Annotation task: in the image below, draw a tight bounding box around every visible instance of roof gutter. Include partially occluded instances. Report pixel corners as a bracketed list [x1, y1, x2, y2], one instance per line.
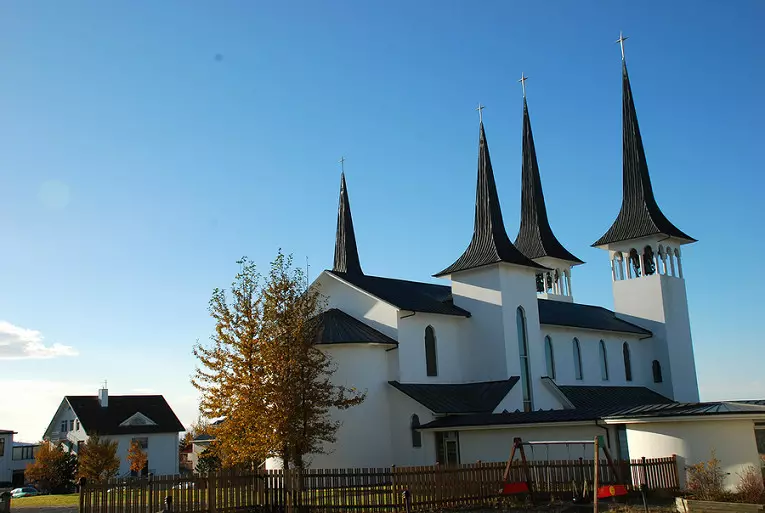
[602, 413, 765, 425]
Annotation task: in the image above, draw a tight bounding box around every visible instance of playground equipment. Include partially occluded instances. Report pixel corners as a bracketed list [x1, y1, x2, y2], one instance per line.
[500, 436, 629, 512]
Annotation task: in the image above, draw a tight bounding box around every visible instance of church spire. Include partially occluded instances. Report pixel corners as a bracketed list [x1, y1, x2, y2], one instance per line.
[333, 170, 363, 275]
[593, 39, 695, 247]
[436, 111, 544, 277]
[514, 94, 583, 264]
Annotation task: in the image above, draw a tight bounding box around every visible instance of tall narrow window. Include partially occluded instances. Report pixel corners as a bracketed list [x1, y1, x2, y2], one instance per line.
[629, 249, 641, 278]
[643, 246, 656, 275]
[573, 338, 583, 380]
[411, 415, 422, 448]
[544, 336, 556, 379]
[623, 342, 633, 382]
[599, 340, 609, 381]
[425, 326, 437, 377]
[516, 307, 533, 412]
[652, 360, 663, 383]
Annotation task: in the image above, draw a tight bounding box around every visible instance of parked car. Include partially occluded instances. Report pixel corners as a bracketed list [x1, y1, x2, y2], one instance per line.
[11, 487, 40, 498]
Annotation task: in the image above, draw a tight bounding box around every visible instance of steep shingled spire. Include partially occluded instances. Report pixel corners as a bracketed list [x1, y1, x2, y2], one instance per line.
[435, 122, 544, 277]
[333, 172, 363, 275]
[593, 59, 695, 247]
[514, 97, 583, 264]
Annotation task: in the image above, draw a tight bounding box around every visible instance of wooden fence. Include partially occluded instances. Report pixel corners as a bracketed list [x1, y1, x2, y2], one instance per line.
[79, 456, 678, 513]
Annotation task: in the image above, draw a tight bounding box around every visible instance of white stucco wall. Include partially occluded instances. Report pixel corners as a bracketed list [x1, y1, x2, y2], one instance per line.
[109, 432, 179, 476]
[388, 388, 438, 467]
[624, 419, 759, 490]
[304, 344, 394, 469]
[457, 424, 617, 464]
[0, 432, 12, 484]
[397, 312, 463, 383]
[613, 270, 699, 402]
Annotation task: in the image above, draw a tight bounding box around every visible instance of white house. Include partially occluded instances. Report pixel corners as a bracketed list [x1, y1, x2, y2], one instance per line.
[270, 47, 765, 489]
[42, 386, 184, 476]
[0, 430, 38, 488]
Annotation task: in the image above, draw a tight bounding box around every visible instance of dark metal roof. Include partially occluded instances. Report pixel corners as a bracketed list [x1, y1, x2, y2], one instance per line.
[436, 122, 545, 277]
[316, 308, 397, 345]
[514, 98, 583, 264]
[333, 173, 363, 275]
[606, 401, 765, 419]
[327, 270, 471, 317]
[593, 60, 696, 247]
[537, 298, 652, 336]
[66, 395, 185, 436]
[419, 408, 601, 429]
[557, 385, 673, 415]
[389, 378, 519, 414]
[192, 434, 215, 442]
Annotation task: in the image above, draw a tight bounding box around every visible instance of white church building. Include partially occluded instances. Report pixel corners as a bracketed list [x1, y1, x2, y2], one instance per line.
[296, 47, 765, 487]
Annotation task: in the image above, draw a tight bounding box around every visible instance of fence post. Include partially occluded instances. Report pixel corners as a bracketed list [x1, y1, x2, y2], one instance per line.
[208, 471, 216, 513]
[148, 473, 154, 513]
[402, 489, 411, 513]
[78, 477, 87, 513]
[164, 496, 172, 513]
[641, 457, 648, 489]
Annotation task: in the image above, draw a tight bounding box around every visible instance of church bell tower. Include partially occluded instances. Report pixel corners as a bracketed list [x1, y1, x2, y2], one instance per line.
[593, 35, 698, 402]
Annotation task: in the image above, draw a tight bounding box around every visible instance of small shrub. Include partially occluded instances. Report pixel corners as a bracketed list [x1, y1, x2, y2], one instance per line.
[686, 450, 726, 501]
[735, 465, 765, 504]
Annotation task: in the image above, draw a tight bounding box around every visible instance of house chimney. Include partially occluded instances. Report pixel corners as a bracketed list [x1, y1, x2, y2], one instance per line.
[98, 381, 108, 408]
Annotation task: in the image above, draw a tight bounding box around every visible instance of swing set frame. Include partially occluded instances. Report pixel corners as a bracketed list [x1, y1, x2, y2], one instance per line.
[500, 436, 629, 512]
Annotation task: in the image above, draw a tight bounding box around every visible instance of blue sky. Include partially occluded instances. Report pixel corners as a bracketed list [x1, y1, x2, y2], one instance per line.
[1, 1, 763, 441]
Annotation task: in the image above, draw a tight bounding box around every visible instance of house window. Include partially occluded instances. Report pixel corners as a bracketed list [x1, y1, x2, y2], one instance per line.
[132, 437, 149, 449]
[573, 338, 583, 380]
[75, 420, 80, 431]
[652, 360, 663, 383]
[411, 415, 422, 448]
[435, 431, 460, 465]
[425, 326, 438, 377]
[599, 340, 609, 381]
[69, 420, 75, 431]
[516, 307, 533, 412]
[0, 438, 4, 457]
[544, 336, 556, 379]
[623, 342, 632, 382]
[61, 421, 68, 433]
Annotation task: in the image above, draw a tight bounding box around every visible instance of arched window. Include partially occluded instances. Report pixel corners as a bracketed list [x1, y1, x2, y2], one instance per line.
[573, 338, 583, 380]
[517, 307, 533, 412]
[425, 326, 437, 377]
[535, 273, 544, 293]
[599, 340, 609, 381]
[629, 249, 641, 278]
[623, 342, 633, 382]
[652, 360, 663, 383]
[658, 245, 666, 275]
[544, 336, 556, 379]
[411, 414, 422, 448]
[643, 246, 656, 275]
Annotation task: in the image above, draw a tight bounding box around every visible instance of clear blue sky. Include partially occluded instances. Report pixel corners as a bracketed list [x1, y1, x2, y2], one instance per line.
[1, 1, 763, 441]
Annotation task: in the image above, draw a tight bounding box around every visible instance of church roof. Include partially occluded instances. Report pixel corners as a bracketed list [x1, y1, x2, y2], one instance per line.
[537, 299, 651, 336]
[315, 308, 398, 346]
[419, 408, 602, 429]
[593, 60, 695, 247]
[514, 98, 583, 264]
[388, 378, 519, 414]
[327, 271, 471, 317]
[435, 122, 545, 277]
[557, 384, 672, 415]
[607, 401, 765, 419]
[333, 173, 363, 275]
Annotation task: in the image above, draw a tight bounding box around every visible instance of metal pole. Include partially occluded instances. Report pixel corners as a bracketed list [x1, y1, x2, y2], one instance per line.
[593, 437, 599, 513]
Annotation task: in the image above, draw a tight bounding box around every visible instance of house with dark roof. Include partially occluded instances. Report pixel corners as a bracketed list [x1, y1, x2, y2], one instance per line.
[268, 39, 765, 490]
[42, 385, 184, 476]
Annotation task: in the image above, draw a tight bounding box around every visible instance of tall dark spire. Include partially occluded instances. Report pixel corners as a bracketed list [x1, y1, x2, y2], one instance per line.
[333, 172, 363, 275]
[593, 58, 695, 247]
[514, 97, 583, 264]
[435, 121, 544, 277]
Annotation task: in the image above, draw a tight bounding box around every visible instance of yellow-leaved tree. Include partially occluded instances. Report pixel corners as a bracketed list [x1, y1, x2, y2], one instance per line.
[78, 434, 120, 482]
[192, 252, 365, 470]
[127, 440, 148, 476]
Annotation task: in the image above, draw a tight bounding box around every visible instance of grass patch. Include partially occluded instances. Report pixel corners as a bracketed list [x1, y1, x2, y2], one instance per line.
[10, 493, 79, 508]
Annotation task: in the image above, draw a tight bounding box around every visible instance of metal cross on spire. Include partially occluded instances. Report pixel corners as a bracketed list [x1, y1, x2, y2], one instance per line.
[476, 103, 485, 123]
[518, 73, 529, 98]
[339, 156, 346, 173]
[616, 31, 629, 60]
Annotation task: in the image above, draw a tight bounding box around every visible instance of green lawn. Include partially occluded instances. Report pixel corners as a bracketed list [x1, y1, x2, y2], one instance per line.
[10, 493, 79, 509]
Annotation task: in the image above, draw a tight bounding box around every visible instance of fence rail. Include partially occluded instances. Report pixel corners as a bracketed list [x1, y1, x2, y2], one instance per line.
[79, 456, 678, 513]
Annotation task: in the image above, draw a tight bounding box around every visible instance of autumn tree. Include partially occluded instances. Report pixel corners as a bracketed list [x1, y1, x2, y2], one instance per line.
[24, 442, 77, 493]
[78, 435, 120, 482]
[127, 440, 148, 476]
[192, 252, 365, 469]
[195, 447, 221, 474]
